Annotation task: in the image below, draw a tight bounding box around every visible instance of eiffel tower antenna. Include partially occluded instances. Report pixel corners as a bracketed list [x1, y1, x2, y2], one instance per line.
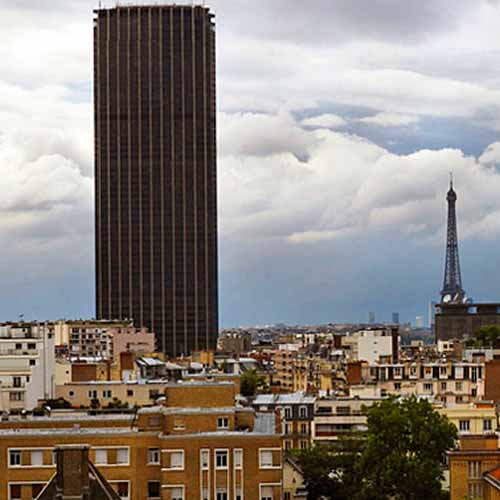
[441, 175, 466, 304]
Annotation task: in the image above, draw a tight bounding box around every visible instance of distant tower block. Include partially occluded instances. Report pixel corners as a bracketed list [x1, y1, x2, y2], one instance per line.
[392, 312, 400, 324]
[415, 316, 424, 328]
[441, 174, 466, 304]
[368, 312, 375, 324]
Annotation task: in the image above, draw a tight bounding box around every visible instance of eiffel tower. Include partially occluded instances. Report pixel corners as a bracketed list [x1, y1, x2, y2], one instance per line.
[441, 174, 466, 304]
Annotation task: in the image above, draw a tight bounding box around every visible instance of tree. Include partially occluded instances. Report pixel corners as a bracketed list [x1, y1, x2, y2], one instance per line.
[240, 369, 266, 397]
[468, 325, 500, 348]
[297, 438, 363, 500]
[296, 397, 457, 500]
[356, 396, 457, 500]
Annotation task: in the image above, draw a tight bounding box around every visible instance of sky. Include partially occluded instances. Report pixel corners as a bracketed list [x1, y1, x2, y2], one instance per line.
[0, 1, 499, 327]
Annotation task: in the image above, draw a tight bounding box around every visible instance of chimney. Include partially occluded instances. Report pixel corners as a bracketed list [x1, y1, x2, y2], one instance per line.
[55, 445, 90, 498]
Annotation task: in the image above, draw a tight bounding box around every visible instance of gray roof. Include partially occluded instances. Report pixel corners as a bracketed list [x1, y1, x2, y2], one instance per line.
[253, 392, 316, 406]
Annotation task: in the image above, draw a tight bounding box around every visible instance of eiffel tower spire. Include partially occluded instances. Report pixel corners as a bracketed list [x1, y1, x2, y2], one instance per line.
[441, 174, 466, 303]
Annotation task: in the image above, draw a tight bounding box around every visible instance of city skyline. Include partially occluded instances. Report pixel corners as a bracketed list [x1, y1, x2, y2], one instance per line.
[0, 1, 499, 327]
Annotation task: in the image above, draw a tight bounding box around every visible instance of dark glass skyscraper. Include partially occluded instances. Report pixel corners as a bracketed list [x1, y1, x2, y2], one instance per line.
[94, 4, 218, 356]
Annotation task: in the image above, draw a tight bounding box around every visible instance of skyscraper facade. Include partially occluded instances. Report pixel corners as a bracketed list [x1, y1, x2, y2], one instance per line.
[94, 5, 218, 356]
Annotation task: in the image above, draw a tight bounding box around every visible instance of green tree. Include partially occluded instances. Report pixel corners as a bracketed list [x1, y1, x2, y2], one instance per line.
[469, 325, 500, 348]
[240, 369, 266, 397]
[357, 396, 457, 500]
[297, 437, 363, 500]
[297, 397, 457, 500]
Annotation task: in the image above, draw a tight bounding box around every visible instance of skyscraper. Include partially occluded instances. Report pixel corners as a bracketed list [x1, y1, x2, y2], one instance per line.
[94, 4, 218, 356]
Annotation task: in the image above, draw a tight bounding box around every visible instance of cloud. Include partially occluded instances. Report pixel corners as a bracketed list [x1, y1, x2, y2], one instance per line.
[479, 142, 500, 167]
[219, 113, 500, 246]
[302, 114, 347, 129]
[219, 111, 319, 161]
[358, 112, 420, 127]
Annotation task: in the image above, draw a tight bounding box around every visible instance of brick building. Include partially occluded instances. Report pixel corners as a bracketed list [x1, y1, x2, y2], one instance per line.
[0, 381, 282, 499]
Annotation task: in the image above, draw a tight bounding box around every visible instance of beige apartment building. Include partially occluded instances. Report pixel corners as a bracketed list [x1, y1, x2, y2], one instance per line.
[0, 381, 283, 499]
[56, 380, 167, 408]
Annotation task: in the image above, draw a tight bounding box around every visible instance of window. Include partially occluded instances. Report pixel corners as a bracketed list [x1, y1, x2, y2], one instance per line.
[484, 419, 493, 432]
[284, 493, 291, 500]
[284, 440, 291, 451]
[31, 451, 43, 466]
[202, 488, 209, 500]
[116, 448, 129, 465]
[299, 406, 307, 418]
[459, 420, 470, 432]
[9, 450, 21, 467]
[13, 377, 21, 388]
[284, 407, 292, 419]
[284, 423, 291, 434]
[68, 390, 75, 398]
[147, 481, 161, 499]
[394, 382, 401, 390]
[9, 485, 21, 500]
[149, 389, 159, 400]
[15, 343, 22, 350]
[441, 382, 447, 391]
[235, 487, 242, 500]
[469, 482, 483, 498]
[300, 440, 308, 450]
[95, 449, 108, 465]
[102, 390, 112, 398]
[260, 485, 273, 500]
[215, 450, 228, 469]
[171, 487, 183, 500]
[455, 381, 462, 391]
[217, 417, 229, 429]
[201, 449, 209, 470]
[28, 343, 36, 350]
[423, 383, 432, 392]
[472, 388, 477, 397]
[174, 419, 185, 430]
[234, 449, 243, 469]
[127, 389, 134, 397]
[148, 448, 160, 465]
[468, 460, 481, 479]
[29, 359, 36, 366]
[216, 490, 228, 500]
[170, 451, 184, 470]
[259, 450, 273, 468]
[9, 392, 24, 401]
[300, 423, 307, 434]
[336, 406, 351, 416]
[116, 482, 129, 499]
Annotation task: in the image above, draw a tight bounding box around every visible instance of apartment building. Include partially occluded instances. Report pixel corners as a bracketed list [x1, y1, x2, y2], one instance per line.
[0, 322, 55, 412]
[437, 401, 498, 436]
[341, 327, 399, 364]
[271, 350, 337, 394]
[312, 396, 385, 444]
[449, 435, 500, 500]
[56, 380, 167, 408]
[253, 393, 315, 451]
[0, 381, 282, 500]
[350, 360, 485, 403]
[54, 320, 155, 361]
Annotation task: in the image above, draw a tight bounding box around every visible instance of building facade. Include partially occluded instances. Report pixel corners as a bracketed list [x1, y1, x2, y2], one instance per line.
[94, 4, 218, 356]
[0, 323, 55, 412]
[0, 381, 282, 500]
